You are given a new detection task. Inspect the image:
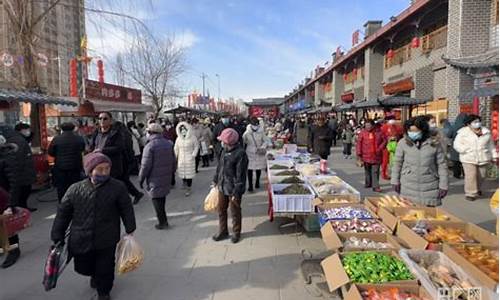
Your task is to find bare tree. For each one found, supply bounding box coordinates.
[115,34,186,118]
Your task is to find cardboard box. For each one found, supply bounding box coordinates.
[365,196,417,214]
[320,225,401,251]
[396,221,498,250]
[345,284,432,300]
[316,203,377,217]
[320,250,417,292]
[378,207,463,233]
[443,244,499,292]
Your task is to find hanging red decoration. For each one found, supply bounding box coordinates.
[353,68,358,77]
[70,59,78,97]
[386,49,394,59]
[97,59,104,84]
[411,36,420,48]
[343,73,348,81]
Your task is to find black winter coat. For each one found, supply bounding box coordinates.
[89,126,125,179]
[48,131,85,171]
[309,125,334,157]
[213,145,248,199]
[0,126,36,188]
[0,143,17,196]
[51,178,136,254]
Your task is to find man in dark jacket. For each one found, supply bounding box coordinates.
[51,152,136,300]
[89,112,125,179]
[48,122,86,202]
[212,128,248,244]
[0,124,36,212]
[0,134,22,268]
[309,117,334,160]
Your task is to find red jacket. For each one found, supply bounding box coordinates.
[356,128,387,164]
[381,123,403,140]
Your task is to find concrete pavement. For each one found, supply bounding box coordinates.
[0,146,497,300]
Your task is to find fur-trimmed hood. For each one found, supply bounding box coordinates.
[176,121,193,140]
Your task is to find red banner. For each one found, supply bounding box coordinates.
[85,79,141,103]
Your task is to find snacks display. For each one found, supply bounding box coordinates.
[329,220,387,233]
[361,288,429,300]
[322,198,351,204]
[279,176,304,184]
[343,237,393,250]
[401,209,450,221]
[274,184,311,195]
[342,252,414,284]
[452,245,499,281]
[411,221,476,244]
[296,164,319,176]
[275,170,300,176]
[376,195,414,208]
[320,207,374,220]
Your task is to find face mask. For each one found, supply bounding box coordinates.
[20,129,31,137]
[92,174,110,184]
[429,122,437,128]
[408,131,422,141]
[180,129,187,136]
[222,118,229,125]
[165,125,172,130]
[388,120,396,125]
[471,121,482,129]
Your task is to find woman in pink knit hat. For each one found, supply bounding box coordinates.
[212,128,248,244]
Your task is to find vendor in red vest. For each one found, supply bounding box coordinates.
[356,119,387,192]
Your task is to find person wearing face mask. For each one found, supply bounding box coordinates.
[174,122,199,196]
[51,152,136,300]
[454,115,498,201]
[199,119,213,167]
[213,115,232,161]
[356,119,387,192]
[14,122,33,143]
[243,117,268,192]
[391,116,448,207]
[212,128,248,243]
[139,124,175,229]
[309,116,334,159]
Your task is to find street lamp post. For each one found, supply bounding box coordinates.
[215,73,220,102]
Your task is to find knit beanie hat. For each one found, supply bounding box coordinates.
[84,152,112,175]
[217,128,239,146]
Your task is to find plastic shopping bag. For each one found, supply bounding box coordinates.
[204,186,220,212]
[42,240,70,291]
[4,207,31,237]
[115,235,144,275]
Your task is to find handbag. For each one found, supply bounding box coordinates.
[3,207,31,237]
[251,133,266,156]
[42,234,70,291]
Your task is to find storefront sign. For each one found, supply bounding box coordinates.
[341,92,354,103]
[383,78,414,95]
[459,103,474,114]
[85,80,141,103]
[249,105,279,118]
[39,105,48,150]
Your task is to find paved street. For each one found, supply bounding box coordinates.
[0,146,497,300]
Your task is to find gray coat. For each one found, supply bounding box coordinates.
[139,134,175,198]
[391,136,448,207]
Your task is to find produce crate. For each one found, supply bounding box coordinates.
[345,284,432,300]
[399,249,498,300]
[268,175,305,184]
[271,184,315,213]
[268,169,300,178]
[308,175,360,203]
[364,195,417,214]
[378,206,463,233]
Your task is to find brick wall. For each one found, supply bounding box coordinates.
[490,0,499,48]
[331,71,344,106]
[364,47,384,99]
[414,65,435,100]
[433,67,447,99]
[353,86,365,101]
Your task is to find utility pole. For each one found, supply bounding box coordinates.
[215,73,221,102]
[201,73,207,97]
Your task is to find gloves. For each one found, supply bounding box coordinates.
[438,189,448,199]
[393,184,401,194]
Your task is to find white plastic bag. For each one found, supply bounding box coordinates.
[115,235,144,275]
[204,187,220,212]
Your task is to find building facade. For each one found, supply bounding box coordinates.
[0,0,85,96]
[285,0,499,125]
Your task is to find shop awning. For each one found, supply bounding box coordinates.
[443,49,499,69]
[90,99,153,113]
[354,99,381,109]
[0,89,77,106]
[164,105,220,116]
[458,86,499,100]
[317,106,333,113]
[334,103,354,112]
[379,95,429,106]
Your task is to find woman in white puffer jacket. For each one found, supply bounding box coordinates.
[453,115,498,201]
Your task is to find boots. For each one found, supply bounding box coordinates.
[212,232,229,242]
[1,248,20,268]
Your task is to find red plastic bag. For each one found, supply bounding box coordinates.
[3,207,31,237]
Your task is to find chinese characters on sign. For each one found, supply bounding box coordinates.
[85,79,141,103]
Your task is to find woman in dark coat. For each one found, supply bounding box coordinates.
[51,152,136,300]
[308,117,334,159]
[139,124,176,229]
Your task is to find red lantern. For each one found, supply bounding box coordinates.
[97,59,104,84]
[411,36,420,48]
[492,111,498,141]
[70,59,78,97]
[353,68,357,77]
[386,49,394,59]
[343,73,348,81]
